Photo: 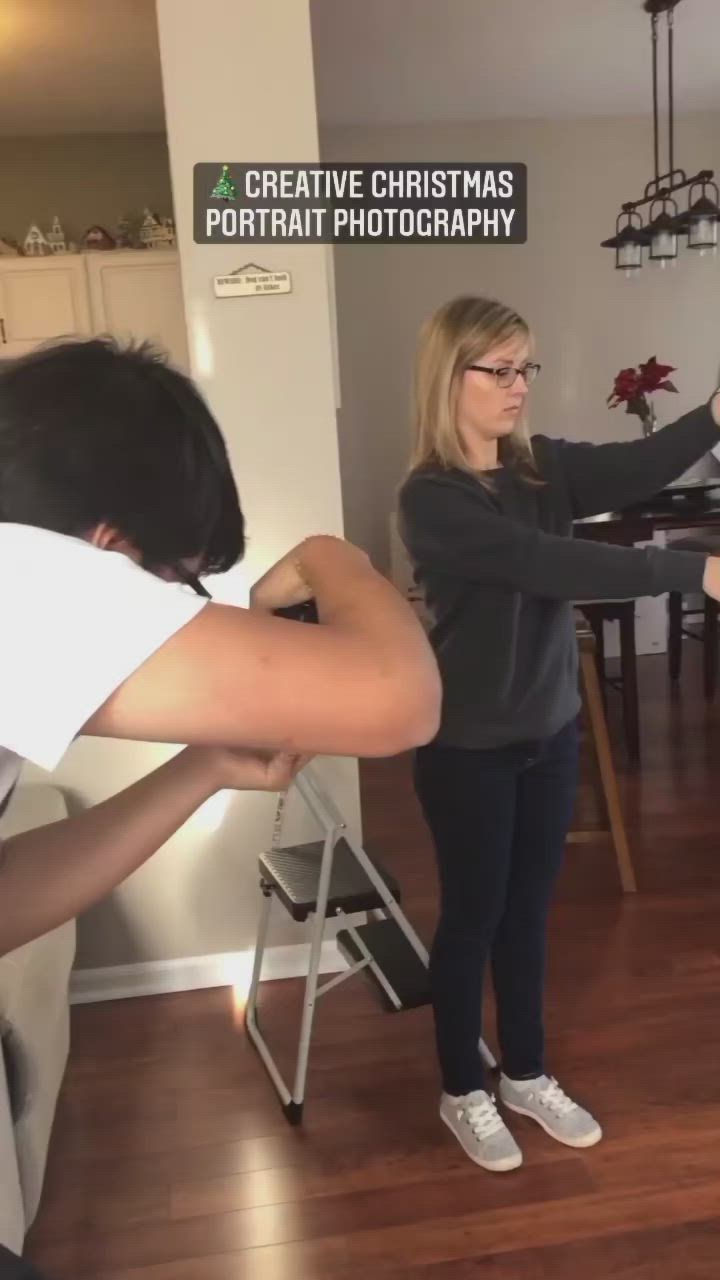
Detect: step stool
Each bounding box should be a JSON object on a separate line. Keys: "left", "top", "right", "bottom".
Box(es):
{"left": 245, "top": 763, "right": 496, "bottom": 1124}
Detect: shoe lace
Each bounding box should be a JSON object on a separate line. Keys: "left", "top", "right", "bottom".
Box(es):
{"left": 461, "top": 1092, "right": 504, "bottom": 1140}
{"left": 538, "top": 1078, "right": 577, "bottom": 1117}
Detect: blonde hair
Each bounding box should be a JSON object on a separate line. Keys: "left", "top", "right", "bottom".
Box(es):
{"left": 408, "top": 294, "right": 541, "bottom": 482}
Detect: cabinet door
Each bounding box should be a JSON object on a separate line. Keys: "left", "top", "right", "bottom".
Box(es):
{"left": 0, "top": 256, "right": 91, "bottom": 359}
{"left": 85, "top": 251, "right": 190, "bottom": 372}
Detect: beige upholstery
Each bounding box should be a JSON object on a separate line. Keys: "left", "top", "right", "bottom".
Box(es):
{"left": 0, "top": 784, "right": 75, "bottom": 1252}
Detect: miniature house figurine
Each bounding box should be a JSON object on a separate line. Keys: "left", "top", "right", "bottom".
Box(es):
{"left": 139, "top": 208, "right": 176, "bottom": 249}
{"left": 23, "top": 224, "right": 53, "bottom": 257}
{"left": 158, "top": 216, "right": 176, "bottom": 248}
{"left": 82, "top": 225, "right": 116, "bottom": 251}
{"left": 46, "top": 216, "right": 67, "bottom": 254}
{"left": 115, "top": 215, "right": 134, "bottom": 248}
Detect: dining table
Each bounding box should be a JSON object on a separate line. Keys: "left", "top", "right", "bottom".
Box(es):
{"left": 574, "top": 476, "right": 720, "bottom": 547}
{"left": 573, "top": 476, "right": 720, "bottom": 763}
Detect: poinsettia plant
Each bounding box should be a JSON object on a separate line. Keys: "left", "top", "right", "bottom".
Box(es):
{"left": 607, "top": 356, "right": 678, "bottom": 427}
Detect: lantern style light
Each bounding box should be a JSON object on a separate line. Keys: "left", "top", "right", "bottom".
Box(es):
{"left": 675, "top": 176, "right": 720, "bottom": 253}
{"left": 647, "top": 198, "right": 679, "bottom": 264}
{"left": 601, "top": 211, "right": 648, "bottom": 274}
{"left": 601, "top": 1, "right": 715, "bottom": 274}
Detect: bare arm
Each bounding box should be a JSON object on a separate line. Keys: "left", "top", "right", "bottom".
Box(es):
{"left": 83, "top": 537, "right": 441, "bottom": 758}
{"left": 0, "top": 745, "right": 305, "bottom": 957}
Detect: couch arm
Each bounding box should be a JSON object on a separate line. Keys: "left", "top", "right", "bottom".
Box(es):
{"left": 0, "top": 1034, "right": 25, "bottom": 1253}
{"left": 0, "top": 785, "right": 76, "bottom": 1238}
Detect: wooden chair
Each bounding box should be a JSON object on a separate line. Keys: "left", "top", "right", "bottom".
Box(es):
{"left": 577, "top": 600, "right": 640, "bottom": 764}
{"left": 568, "top": 618, "right": 637, "bottom": 894}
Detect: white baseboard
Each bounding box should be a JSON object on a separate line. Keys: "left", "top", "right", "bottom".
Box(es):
{"left": 70, "top": 940, "right": 347, "bottom": 1005}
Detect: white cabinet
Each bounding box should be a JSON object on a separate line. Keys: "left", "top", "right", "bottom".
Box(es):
{"left": 85, "top": 250, "right": 189, "bottom": 372}
{"left": 0, "top": 256, "right": 91, "bottom": 359}
{"left": 0, "top": 251, "right": 189, "bottom": 371}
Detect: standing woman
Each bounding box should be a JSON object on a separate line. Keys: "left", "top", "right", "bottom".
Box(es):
{"left": 398, "top": 295, "right": 720, "bottom": 1173}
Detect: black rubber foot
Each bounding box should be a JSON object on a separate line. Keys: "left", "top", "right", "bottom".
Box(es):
{"left": 283, "top": 1100, "right": 304, "bottom": 1125}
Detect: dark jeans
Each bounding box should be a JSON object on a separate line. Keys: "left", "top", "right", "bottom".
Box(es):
{"left": 413, "top": 718, "right": 579, "bottom": 1097}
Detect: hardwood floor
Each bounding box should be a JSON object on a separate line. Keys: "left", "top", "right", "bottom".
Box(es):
{"left": 26, "top": 651, "right": 720, "bottom": 1279}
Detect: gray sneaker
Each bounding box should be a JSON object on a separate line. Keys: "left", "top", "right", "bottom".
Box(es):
{"left": 499, "top": 1074, "right": 602, "bottom": 1149}
{"left": 440, "top": 1089, "right": 523, "bottom": 1172}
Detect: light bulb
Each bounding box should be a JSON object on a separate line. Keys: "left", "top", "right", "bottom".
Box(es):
{"left": 689, "top": 217, "right": 718, "bottom": 250}
{"left": 650, "top": 230, "right": 677, "bottom": 261}
{"left": 618, "top": 242, "right": 642, "bottom": 271}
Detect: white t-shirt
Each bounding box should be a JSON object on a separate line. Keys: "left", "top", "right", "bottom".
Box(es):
{"left": 0, "top": 524, "right": 209, "bottom": 813}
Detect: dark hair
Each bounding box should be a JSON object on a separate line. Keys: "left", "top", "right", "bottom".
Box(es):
{"left": 0, "top": 336, "right": 245, "bottom": 576}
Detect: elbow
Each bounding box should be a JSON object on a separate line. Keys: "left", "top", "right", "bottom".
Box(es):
{"left": 363, "top": 665, "right": 442, "bottom": 757}
{"left": 400, "top": 669, "right": 443, "bottom": 748}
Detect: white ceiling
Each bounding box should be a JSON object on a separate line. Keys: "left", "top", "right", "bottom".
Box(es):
{"left": 310, "top": 0, "right": 720, "bottom": 125}
{"left": 0, "top": 0, "right": 717, "bottom": 136}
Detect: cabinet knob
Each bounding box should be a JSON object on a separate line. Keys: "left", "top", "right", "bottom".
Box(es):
{"left": 0, "top": 318, "right": 6, "bottom": 344}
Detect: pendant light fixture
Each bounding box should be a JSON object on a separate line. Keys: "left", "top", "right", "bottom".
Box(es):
{"left": 675, "top": 174, "right": 720, "bottom": 253}
{"left": 601, "top": 0, "right": 719, "bottom": 273}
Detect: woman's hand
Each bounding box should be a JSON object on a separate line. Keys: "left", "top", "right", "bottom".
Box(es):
{"left": 711, "top": 390, "right": 720, "bottom": 427}
{"left": 203, "top": 745, "right": 311, "bottom": 793}
{"left": 703, "top": 557, "right": 720, "bottom": 601}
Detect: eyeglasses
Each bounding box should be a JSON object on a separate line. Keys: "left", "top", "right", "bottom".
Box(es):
{"left": 173, "top": 564, "right": 212, "bottom": 598}
{"left": 142, "top": 558, "right": 213, "bottom": 598}
{"left": 466, "top": 362, "right": 541, "bottom": 389}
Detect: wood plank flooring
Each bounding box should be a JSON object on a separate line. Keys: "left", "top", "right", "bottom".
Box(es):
{"left": 25, "top": 651, "right": 720, "bottom": 1278}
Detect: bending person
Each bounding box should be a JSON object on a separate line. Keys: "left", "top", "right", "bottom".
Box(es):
{"left": 0, "top": 337, "right": 440, "bottom": 957}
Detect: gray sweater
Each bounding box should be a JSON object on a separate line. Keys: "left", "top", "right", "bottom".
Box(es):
{"left": 398, "top": 402, "right": 719, "bottom": 748}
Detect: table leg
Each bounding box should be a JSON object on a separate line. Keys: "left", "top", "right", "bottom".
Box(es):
{"left": 703, "top": 595, "right": 718, "bottom": 699}
{"left": 619, "top": 603, "right": 640, "bottom": 764}
{"left": 668, "top": 591, "right": 683, "bottom": 681}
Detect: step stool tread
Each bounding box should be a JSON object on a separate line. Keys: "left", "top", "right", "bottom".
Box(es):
{"left": 259, "top": 838, "right": 401, "bottom": 922}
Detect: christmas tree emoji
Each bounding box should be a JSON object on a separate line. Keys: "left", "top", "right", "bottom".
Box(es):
{"left": 210, "top": 164, "right": 238, "bottom": 202}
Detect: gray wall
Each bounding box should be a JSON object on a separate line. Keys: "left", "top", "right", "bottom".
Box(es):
{"left": 321, "top": 114, "right": 720, "bottom": 571}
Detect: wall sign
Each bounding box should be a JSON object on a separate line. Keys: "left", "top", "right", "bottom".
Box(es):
{"left": 213, "top": 262, "right": 292, "bottom": 298}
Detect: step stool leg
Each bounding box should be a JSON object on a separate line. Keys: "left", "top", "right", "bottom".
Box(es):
{"left": 287, "top": 910, "right": 325, "bottom": 1124}
{"left": 246, "top": 882, "right": 272, "bottom": 1024}
{"left": 287, "top": 826, "right": 340, "bottom": 1124}
{"left": 245, "top": 886, "right": 296, "bottom": 1110}
{"left": 479, "top": 1038, "right": 498, "bottom": 1071}
{"left": 340, "top": 916, "right": 404, "bottom": 1011}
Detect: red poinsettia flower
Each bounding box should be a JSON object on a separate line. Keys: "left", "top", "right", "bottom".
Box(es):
{"left": 638, "top": 355, "right": 678, "bottom": 395}
{"left": 607, "top": 356, "right": 678, "bottom": 417}
{"left": 607, "top": 367, "right": 641, "bottom": 406}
